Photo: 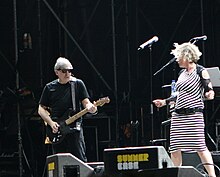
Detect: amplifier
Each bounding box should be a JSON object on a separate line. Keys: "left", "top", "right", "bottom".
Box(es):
{"left": 46, "top": 153, "right": 94, "bottom": 177}
{"left": 0, "top": 152, "right": 19, "bottom": 176}
{"left": 103, "top": 146, "right": 173, "bottom": 176}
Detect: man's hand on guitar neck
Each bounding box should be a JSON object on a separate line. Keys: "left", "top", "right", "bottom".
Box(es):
{"left": 82, "top": 98, "right": 97, "bottom": 114}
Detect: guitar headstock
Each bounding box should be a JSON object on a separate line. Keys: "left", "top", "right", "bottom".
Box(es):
{"left": 95, "top": 97, "right": 110, "bottom": 107}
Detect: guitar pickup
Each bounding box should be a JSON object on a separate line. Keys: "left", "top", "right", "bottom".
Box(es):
{"left": 75, "top": 122, "right": 81, "bottom": 131}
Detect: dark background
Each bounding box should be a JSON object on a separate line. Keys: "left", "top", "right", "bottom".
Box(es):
{"left": 0, "top": 0, "right": 220, "bottom": 176}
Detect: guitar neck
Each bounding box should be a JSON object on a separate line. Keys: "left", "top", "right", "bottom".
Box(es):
{"left": 63, "top": 97, "right": 110, "bottom": 126}
{"left": 65, "top": 108, "right": 88, "bottom": 125}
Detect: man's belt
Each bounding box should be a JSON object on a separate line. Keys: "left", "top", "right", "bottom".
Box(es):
{"left": 174, "top": 108, "right": 203, "bottom": 115}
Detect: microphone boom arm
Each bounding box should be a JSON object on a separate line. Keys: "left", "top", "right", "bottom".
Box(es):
{"left": 153, "top": 57, "right": 176, "bottom": 76}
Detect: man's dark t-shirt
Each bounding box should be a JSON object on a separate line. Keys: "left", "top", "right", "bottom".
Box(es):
{"left": 39, "top": 78, "right": 90, "bottom": 119}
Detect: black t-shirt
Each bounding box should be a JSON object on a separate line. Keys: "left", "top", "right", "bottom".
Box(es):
{"left": 39, "top": 78, "right": 90, "bottom": 119}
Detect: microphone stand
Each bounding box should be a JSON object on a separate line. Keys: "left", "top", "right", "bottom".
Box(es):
{"left": 148, "top": 44, "right": 154, "bottom": 141}
{"left": 153, "top": 57, "right": 176, "bottom": 76}
{"left": 138, "top": 43, "right": 157, "bottom": 143}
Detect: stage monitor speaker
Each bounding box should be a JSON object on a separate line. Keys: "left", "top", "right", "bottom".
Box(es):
{"left": 182, "top": 152, "right": 201, "bottom": 168}
{"left": 211, "top": 151, "right": 220, "bottom": 176}
{"left": 46, "top": 153, "right": 94, "bottom": 177}
{"left": 211, "top": 151, "right": 220, "bottom": 166}
{"left": 138, "top": 166, "right": 205, "bottom": 177}
{"left": 103, "top": 146, "right": 174, "bottom": 176}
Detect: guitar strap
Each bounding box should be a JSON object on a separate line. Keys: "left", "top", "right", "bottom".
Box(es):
{"left": 70, "top": 81, "right": 76, "bottom": 112}
{"left": 70, "top": 79, "right": 81, "bottom": 131}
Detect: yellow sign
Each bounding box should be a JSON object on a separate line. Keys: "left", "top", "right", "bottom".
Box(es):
{"left": 116, "top": 153, "right": 149, "bottom": 170}
{"left": 48, "top": 162, "right": 55, "bottom": 171}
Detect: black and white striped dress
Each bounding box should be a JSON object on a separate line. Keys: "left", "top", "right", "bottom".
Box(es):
{"left": 169, "top": 68, "right": 207, "bottom": 153}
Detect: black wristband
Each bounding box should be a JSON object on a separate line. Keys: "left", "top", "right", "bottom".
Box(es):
{"left": 92, "top": 110, "right": 98, "bottom": 115}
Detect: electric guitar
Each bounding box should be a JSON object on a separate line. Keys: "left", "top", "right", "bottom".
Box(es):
{"left": 46, "top": 97, "right": 110, "bottom": 144}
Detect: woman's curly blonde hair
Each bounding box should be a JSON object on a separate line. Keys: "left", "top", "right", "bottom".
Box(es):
{"left": 170, "top": 42, "right": 202, "bottom": 63}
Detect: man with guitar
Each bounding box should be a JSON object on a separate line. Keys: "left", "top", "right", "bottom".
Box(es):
{"left": 38, "top": 57, "right": 97, "bottom": 162}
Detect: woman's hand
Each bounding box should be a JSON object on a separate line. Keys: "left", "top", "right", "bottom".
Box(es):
{"left": 205, "top": 90, "right": 215, "bottom": 100}
{"left": 153, "top": 99, "right": 166, "bottom": 108}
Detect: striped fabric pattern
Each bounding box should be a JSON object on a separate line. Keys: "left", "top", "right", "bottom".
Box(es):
{"left": 175, "top": 69, "right": 204, "bottom": 109}
{"left": 169, "top": 69, "right": 207, "bottom": 152}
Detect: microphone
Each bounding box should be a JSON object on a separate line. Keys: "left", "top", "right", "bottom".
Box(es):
{"left": 138, "top": 36, "right": 159, "bottom": 50}
{"left": 189, "top": 35, "right": 207, "bottom": 42}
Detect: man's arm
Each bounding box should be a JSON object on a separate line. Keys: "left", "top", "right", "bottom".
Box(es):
{"left": 38, "top": 104, "right": 60, "bottom": 133}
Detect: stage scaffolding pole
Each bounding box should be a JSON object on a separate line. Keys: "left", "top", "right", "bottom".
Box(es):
{"left": 13, "top": 0, "right": 23, "bottom": 176}
{"left": 200, "top": 0, "right": 206, "bottom": 66}
{"left": 111, "top": 0, "right": 119, "bottom": 145}
{"left": 37, "top": 0, "right": 43, "bottom": 87}
{"left": 125, "top": 0, "right": 133, "bottom": 123}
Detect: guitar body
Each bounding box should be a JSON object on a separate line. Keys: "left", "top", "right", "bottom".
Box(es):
{"left": 46, "top": 118, "right": 81, "bottom": 144}
{"left": 46, "top": 97, "right": 110, "bottom": 144}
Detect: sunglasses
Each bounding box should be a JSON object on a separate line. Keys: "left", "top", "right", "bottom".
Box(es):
{"left": 57, "top": 69, "right": 73, "bottom": 73}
